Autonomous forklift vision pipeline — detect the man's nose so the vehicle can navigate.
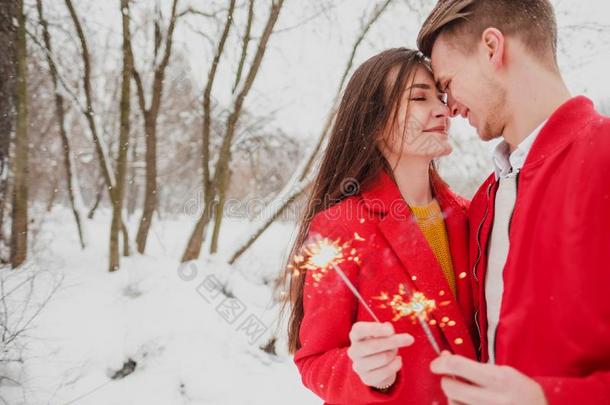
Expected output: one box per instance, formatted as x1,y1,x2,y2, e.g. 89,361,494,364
448,105,460,118
447,94,459,118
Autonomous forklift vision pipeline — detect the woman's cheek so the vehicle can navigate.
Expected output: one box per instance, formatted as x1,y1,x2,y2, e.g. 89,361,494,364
411,110,429,134
405,116,426,143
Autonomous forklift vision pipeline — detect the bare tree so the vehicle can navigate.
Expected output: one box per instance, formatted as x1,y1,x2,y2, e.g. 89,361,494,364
132,0,180,254
109,0,134,272
10,0,29,268
36,0,87,249
0,1,17,257
228,0,396,264
208,0,285,255
180,0,286,261
64,0,131,258
181,0,237,262
87,175,105,219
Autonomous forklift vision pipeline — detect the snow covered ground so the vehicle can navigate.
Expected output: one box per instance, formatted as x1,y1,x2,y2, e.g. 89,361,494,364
2,208,318,405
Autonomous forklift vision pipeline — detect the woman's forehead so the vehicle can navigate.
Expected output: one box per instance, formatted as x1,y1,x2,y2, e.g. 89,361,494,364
412,67,437,86
402,66,440,92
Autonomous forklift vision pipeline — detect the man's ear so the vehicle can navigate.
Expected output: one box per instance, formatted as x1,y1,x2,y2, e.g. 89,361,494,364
480,27,505,69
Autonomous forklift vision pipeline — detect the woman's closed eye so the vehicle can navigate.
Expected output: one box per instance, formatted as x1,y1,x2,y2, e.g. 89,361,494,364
410,91,429,101
410,94,447,104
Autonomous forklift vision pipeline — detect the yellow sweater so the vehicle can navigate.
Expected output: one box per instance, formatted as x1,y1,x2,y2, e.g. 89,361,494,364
410,199,456,295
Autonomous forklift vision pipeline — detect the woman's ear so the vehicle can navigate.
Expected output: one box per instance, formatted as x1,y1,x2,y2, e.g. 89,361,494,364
480,27,505,70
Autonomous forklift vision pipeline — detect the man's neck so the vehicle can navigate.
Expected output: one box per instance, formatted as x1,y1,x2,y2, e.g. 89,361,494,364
391,157,433,207
503,70,571,152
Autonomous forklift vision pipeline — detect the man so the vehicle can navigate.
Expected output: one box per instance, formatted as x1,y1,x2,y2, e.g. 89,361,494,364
416,1,610,404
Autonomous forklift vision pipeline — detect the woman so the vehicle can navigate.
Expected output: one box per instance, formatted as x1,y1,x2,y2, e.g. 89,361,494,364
281,48,477,404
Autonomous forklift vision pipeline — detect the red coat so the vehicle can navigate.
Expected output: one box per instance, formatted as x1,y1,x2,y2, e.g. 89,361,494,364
294,170,477,404
468,96,610,404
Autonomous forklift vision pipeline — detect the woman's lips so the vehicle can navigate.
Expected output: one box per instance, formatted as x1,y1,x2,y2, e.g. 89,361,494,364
423,126,447,133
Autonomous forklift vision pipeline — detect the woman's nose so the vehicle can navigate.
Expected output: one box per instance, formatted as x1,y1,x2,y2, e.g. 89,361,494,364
435,102,450,118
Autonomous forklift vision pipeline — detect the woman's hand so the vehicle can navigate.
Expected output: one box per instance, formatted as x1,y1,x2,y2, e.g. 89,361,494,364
347,321,415,389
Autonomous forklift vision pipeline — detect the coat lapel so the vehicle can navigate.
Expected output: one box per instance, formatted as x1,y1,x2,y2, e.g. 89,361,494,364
363,170,476,358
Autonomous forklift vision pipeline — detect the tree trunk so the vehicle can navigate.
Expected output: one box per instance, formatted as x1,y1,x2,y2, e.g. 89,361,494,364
133,0,180,254
181,192,215,262
121,220,130,257
0,0,17,249
10,0,28,268
209,165,230,254
134,115,156,253
87,175,105,219
110,0,133,272
181,0,236,262
65,0,131,256
37,0,87,249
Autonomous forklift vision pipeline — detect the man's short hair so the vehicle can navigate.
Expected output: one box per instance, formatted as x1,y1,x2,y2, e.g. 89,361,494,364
417,0,558,69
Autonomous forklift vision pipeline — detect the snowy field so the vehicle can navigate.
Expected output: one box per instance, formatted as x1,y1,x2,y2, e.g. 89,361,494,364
2,208,318,405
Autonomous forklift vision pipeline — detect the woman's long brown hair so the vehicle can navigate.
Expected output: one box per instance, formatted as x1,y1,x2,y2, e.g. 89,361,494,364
280,48,444,353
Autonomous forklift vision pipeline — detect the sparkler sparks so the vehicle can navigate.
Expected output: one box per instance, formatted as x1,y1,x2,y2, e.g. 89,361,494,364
375,284,437,323
292,236,361,282
294,236,379,322
374,284,442,354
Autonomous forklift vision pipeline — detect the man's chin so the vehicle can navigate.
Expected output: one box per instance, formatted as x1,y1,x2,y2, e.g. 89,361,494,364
476,126,501,142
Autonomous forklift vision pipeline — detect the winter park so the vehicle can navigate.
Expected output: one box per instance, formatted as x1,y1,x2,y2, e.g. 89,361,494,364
1,0,610,404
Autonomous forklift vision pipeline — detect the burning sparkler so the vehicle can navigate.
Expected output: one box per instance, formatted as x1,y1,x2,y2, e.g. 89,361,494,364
374,284,442,354
294,236,380,323
294,234,445,355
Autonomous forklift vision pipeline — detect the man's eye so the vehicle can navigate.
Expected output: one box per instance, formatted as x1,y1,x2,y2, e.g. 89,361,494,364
411,97,426,101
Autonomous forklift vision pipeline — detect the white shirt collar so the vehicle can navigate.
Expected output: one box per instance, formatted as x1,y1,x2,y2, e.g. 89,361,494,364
493,120,548,180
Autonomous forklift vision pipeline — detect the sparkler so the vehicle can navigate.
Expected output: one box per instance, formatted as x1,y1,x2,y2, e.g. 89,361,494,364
294,236,381,323
294,235,446,355
374,284,442,355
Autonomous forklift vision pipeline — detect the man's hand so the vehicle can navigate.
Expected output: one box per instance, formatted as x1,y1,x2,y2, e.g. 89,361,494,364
347,322,414,389
430,352,548,405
